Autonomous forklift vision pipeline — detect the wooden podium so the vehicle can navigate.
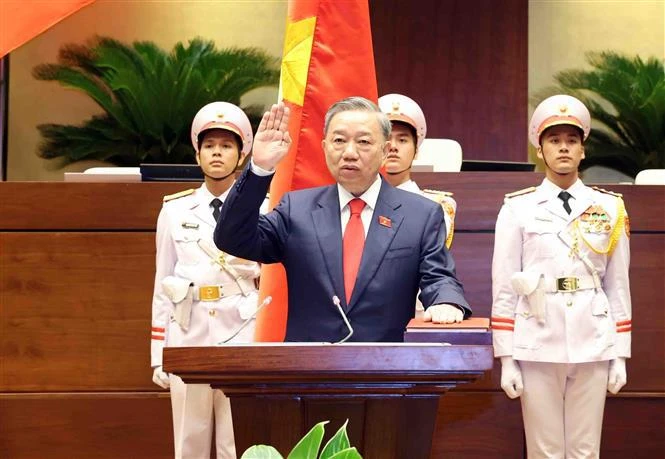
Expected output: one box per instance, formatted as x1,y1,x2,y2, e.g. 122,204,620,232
164,343,493,458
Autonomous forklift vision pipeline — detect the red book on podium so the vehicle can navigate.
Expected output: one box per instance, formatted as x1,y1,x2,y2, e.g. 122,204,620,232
403,316,491,344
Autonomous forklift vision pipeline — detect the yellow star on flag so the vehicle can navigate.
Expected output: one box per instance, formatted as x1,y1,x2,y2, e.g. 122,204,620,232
280,16,317,106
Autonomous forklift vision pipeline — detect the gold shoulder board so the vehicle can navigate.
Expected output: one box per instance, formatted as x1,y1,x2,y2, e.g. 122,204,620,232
422,189,454,203
591,186,623,198
505,186,536,198
163,188,195,202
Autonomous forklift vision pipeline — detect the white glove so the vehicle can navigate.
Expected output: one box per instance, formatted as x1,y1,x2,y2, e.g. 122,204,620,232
607,357,627,394
423,303,463,324
152,366,170,389
500,356,523,399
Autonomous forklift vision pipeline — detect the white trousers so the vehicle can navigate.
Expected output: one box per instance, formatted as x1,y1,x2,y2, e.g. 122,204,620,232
520,360,609,459
169,375,236,459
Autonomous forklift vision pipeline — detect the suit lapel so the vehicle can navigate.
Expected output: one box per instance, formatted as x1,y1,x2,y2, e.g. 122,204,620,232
312,187,346,302
348,181,403,311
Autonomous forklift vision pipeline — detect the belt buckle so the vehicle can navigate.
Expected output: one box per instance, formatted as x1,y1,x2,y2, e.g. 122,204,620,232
199,285,221,301
556,277,579,292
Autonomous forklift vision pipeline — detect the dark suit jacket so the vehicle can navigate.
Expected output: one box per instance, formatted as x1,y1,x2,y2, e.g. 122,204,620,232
215,166,470,342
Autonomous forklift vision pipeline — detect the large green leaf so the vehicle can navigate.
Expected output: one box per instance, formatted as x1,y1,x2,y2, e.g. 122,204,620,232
287,421,328,459
320,420,351,459
327,448,362,459
241,445,284,459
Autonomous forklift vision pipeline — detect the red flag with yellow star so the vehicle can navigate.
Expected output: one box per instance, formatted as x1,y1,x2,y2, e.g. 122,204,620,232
255,0,378,341
0,0,96,57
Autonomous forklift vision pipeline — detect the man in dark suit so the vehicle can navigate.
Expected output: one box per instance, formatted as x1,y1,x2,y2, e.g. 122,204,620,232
214,97,470,342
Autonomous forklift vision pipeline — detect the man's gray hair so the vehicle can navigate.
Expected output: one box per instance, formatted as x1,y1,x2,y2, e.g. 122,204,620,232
323,96,391,140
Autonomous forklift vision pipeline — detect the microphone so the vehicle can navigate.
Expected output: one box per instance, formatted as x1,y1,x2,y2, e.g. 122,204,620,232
217,296,272,344
332,295,354,344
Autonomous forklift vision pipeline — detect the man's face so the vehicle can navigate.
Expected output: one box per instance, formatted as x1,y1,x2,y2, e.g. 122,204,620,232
322,110,389,196
383,122,416,174
196,130,244,180
537,124,585,177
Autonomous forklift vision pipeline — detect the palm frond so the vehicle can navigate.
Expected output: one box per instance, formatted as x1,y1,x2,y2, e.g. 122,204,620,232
33,36,280,166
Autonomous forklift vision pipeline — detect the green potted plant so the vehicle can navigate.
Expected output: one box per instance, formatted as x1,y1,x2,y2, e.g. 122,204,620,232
241,420,362,459
531,51,664,178
32,36,279,166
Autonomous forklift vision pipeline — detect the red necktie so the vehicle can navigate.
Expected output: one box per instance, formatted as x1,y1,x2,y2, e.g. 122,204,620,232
343,198,366,304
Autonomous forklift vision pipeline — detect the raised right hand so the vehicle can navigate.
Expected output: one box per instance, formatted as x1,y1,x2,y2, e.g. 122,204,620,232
251,102,291,171
500,356,523,399
152,366,170,389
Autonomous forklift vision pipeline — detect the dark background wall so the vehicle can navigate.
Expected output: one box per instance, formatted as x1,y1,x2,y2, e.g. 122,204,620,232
371,0,528,162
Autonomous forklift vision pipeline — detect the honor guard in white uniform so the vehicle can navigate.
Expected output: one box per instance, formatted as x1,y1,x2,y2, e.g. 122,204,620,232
151,102,265,459
492,95,631,458
378,93,456,249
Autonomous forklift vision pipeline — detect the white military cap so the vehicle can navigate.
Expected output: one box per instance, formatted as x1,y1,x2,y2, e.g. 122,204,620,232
191,102,253,154
378,93,427,147
529,94,591,147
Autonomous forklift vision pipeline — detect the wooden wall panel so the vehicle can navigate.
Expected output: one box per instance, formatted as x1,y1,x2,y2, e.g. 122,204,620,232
434,392,525,458
0,182,187,230
371,0,528,162
0,394,173,459
601,396,665,458
0,232,156,391
626,235,665,391
452,233,493,317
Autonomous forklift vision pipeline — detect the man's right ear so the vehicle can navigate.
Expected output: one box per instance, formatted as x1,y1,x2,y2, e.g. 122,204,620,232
535,146,543,160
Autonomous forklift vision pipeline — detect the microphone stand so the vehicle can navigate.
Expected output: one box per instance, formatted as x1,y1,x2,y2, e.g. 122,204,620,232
332,295,354,344
217,296,272,344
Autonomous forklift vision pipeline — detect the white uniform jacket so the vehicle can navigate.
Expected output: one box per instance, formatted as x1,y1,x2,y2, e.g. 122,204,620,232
398,179,456,248
492,178,631,363
151,184,265,367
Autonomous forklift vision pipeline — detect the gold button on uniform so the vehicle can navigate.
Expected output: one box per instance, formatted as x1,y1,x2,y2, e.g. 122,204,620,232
208,309,216,317
566,300,573,307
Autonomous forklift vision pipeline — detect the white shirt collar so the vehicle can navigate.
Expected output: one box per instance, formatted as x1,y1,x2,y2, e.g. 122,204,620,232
198,183,233,208
396,179,420,194
541,177,585,201
337,175,382,212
